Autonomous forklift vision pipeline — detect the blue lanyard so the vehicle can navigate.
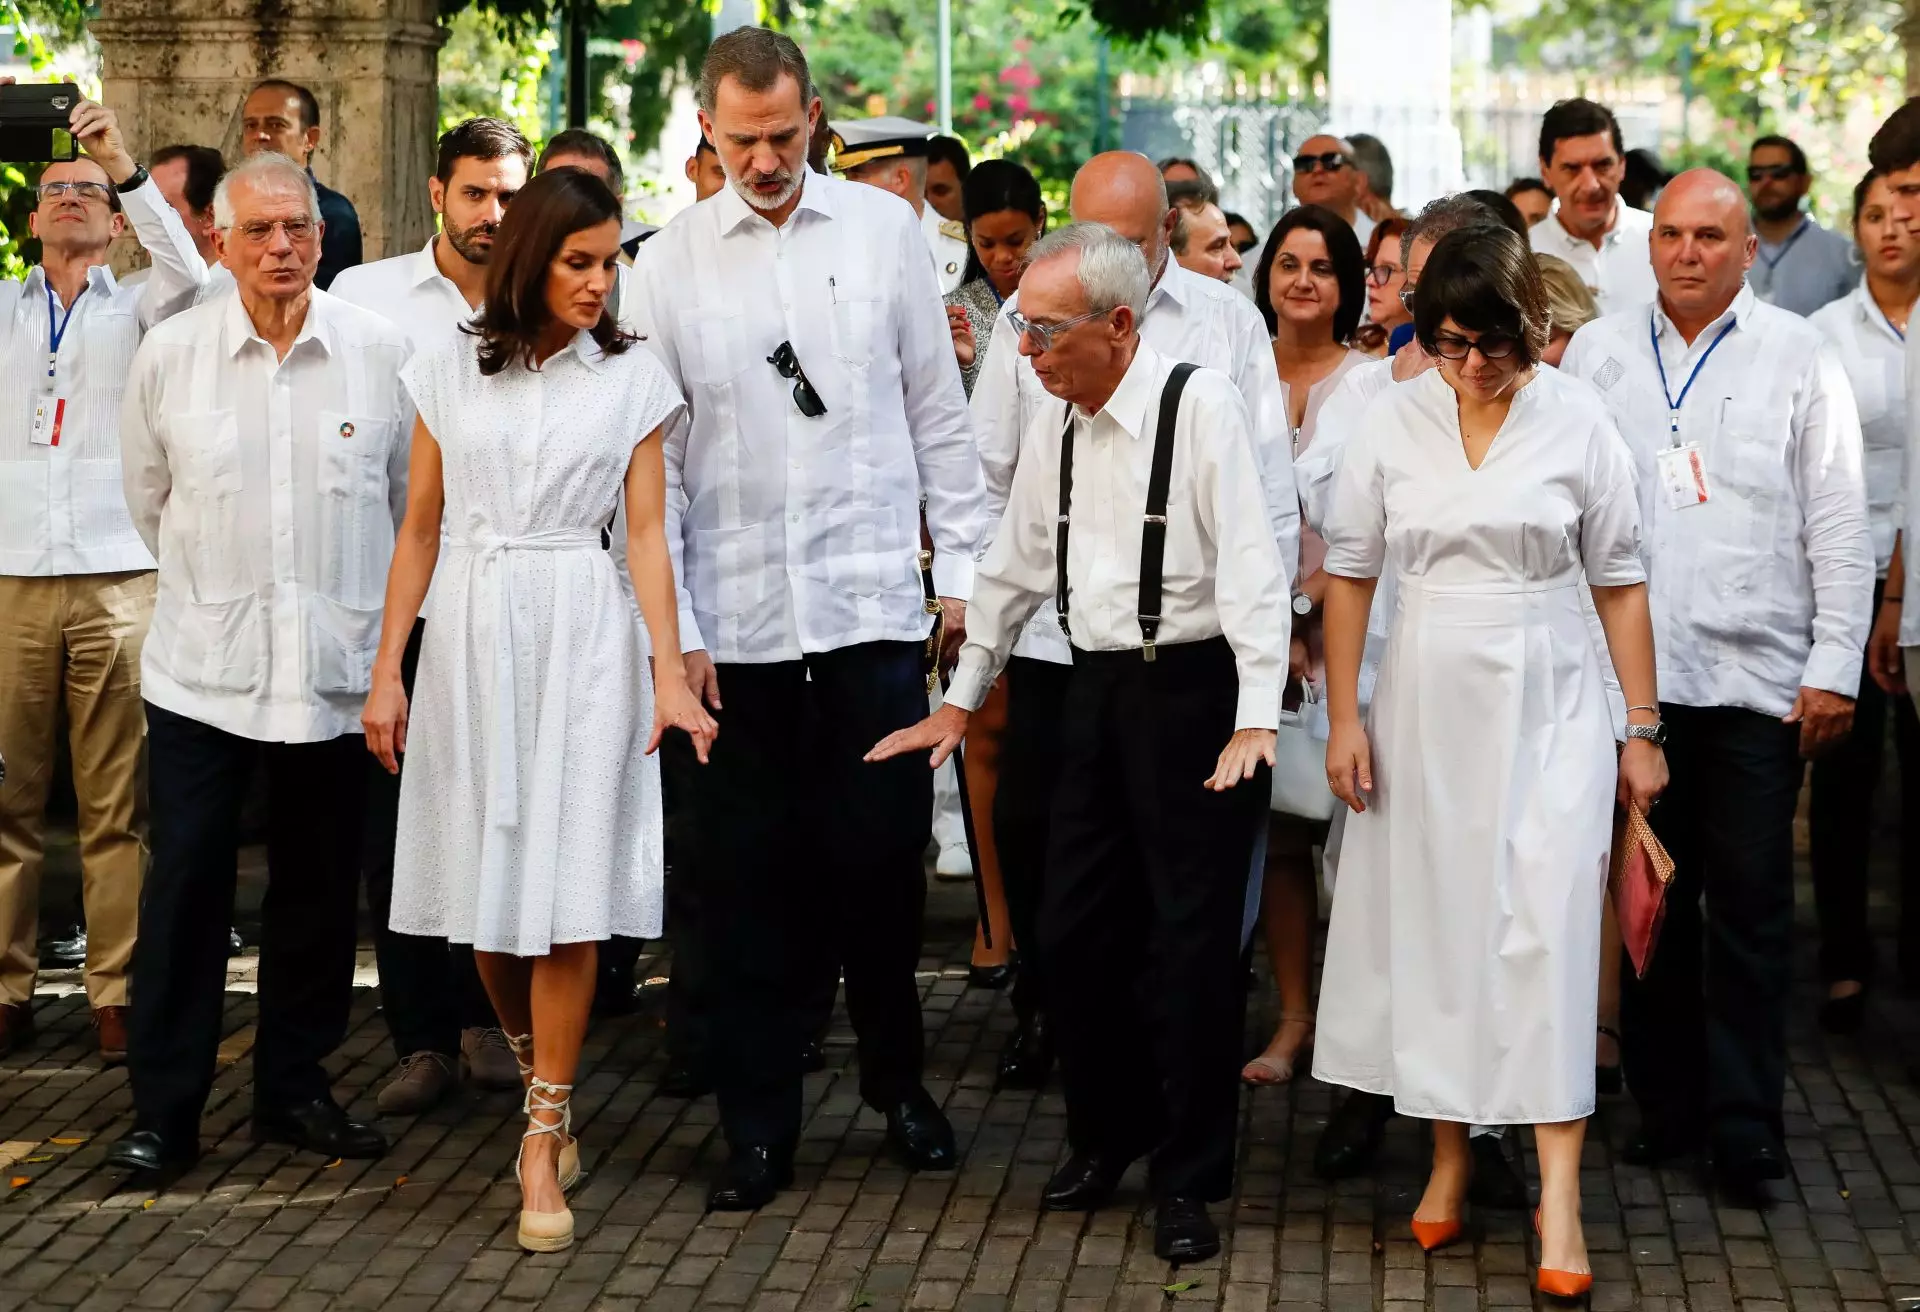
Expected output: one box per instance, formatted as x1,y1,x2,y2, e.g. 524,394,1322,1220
1757,217,1810,272
1878,302,1907,343
45,281,83,387
1650,312,1736,444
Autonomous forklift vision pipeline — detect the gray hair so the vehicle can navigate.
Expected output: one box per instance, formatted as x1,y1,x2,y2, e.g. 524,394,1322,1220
1401,192,1501,266
697,26,812,115
1348,133,1393,201
212,151,320,229
1026,222,1150,320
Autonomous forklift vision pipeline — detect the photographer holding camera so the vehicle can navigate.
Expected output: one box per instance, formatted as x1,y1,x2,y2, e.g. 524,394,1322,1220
0,81,210,1065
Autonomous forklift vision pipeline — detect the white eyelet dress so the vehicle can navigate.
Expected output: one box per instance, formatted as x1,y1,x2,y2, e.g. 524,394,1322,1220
387,329,684,955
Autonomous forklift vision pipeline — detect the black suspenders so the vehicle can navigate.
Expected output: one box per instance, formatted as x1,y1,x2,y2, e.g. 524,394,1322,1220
1053,361,1199,662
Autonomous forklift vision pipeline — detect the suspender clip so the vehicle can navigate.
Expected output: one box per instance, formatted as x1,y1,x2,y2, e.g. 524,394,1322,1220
1143,514,1167,525
1142,638,1156,663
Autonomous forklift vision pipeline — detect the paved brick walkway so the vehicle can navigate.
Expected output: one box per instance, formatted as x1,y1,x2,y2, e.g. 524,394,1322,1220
5,866,1920,1311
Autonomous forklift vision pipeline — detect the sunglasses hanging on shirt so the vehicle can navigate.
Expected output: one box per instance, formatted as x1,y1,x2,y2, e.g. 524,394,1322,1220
768,340,827,418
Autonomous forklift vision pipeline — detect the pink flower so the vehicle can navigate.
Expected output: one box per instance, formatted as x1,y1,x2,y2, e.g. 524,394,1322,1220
972,92,992,111
1008,94,1030,117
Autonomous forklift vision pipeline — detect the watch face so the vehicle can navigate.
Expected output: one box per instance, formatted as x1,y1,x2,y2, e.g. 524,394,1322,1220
1292,594,1312,615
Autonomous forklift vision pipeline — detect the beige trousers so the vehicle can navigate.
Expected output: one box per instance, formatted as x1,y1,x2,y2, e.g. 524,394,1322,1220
0,571,155,1007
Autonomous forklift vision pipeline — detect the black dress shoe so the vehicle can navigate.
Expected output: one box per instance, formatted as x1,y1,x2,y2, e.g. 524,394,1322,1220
1041,1151,1132,1210
1818,988,1867,1035
1312,1090,1393,1179
42,924,87,968
251,1098,387,1159
659,1059,712,1099
105,1129,196,1173
994,1016,1053,1091
1466,1134,1529,1209
798,1039,826,1073
967,962,1014,990
706,1145,793,1212
883,1089,956,1171
1153,1196,1220,1263
1621,1116,1701,1167
1712,1124,1786,1192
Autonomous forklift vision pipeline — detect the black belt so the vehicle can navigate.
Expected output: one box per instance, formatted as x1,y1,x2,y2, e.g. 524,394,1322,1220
1055,361,1198,662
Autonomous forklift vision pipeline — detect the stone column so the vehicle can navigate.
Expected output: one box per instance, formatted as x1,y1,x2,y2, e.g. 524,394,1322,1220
92,0,444,262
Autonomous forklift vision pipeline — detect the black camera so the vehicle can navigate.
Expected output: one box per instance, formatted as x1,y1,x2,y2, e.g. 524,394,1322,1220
0,82,81,163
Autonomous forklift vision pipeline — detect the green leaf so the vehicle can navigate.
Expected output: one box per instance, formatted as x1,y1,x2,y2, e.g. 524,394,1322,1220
1162,1279,1200,1293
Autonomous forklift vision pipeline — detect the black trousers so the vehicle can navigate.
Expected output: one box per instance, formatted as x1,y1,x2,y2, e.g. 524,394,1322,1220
1040,638,1267,1201
659,729,711,1072
995,655,1073,1023
360,619,493,1059
1808,600,1920,985
1620,702,1802,1142
687,641,933,1150
130,703,367,1140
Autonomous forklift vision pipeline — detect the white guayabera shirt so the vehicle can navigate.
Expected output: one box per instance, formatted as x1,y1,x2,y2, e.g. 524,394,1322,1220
121,288,415,742
628,169,988,663
1808,280,1908,578
1562,282,1873,716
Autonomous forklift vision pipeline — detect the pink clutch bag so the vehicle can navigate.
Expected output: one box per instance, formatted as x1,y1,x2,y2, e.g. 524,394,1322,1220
1610,802,1676,979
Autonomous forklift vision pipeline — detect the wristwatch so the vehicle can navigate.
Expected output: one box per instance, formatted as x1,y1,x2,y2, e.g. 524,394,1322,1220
1291,594,1314,616
114,164,149,194
1624,721,1668,747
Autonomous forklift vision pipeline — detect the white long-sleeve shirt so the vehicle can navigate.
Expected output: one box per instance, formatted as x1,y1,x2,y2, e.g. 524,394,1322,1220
0,178,208,575
1529,197,1656,318
626,170,987,663
121,289,414,742
947,342,1291,731
1808,281,1908,576
970,257,1300,664
1561,283,1874,715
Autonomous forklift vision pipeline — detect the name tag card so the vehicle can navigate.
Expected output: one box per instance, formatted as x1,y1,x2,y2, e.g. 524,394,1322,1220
1656,442,1709,510
29,396,65,447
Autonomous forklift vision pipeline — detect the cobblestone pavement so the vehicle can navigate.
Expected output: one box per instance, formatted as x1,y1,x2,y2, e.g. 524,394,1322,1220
5,871,1920,1312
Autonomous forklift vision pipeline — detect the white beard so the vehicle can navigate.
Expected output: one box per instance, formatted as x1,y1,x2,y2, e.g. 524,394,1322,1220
728,168,801,213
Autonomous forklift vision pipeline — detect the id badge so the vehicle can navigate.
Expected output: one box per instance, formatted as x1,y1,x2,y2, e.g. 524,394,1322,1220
29,396,65,448
1656,442,1709,510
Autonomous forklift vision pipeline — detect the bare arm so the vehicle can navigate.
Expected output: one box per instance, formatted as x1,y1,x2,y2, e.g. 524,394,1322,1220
362,416,443,773
624,429,717,762
1322,573,1379,813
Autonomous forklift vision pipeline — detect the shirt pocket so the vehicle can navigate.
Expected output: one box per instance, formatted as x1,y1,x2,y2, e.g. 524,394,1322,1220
828,281,882,369
682,309,748,387
317,411,393,499
164,409,242,501
155,592,265,694
1714,401,1794,591
307,593,383,696
688,522,777,618
797,505,911,599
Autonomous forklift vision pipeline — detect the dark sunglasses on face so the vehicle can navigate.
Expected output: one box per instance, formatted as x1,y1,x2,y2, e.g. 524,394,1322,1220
1430,331,1519,361
1293,152,1350,175
1746,163,1802,183
768,340,827,418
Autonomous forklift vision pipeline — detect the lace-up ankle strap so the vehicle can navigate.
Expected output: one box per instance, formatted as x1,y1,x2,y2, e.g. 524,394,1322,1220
504,1032,534,1078
522,1078,574,1139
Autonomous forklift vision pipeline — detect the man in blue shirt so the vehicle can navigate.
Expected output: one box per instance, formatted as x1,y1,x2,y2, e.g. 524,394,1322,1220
239,79,361,289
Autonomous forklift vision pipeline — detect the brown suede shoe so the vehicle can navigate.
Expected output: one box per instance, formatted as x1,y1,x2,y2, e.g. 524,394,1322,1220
0,1003,35,1058
93,1006,130,1066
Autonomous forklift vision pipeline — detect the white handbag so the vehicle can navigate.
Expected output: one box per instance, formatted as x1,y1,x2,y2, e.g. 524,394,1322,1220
1270,680,1337,821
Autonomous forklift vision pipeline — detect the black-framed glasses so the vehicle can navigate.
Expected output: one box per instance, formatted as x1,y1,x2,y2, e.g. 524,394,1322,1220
1745,163,1802,183
36,180,111,204
768,340,827,418
1007,307,1108,352
1293,152,1350,175
1429,331,1519,361
1366,261,1404,287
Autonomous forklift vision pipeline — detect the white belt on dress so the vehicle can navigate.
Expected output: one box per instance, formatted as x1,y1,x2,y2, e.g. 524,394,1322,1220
448,528,602,830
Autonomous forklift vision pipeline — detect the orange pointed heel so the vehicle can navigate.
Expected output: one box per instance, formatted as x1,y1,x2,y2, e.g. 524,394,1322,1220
1410,1218,1464,1252
1533,1210,1593,1301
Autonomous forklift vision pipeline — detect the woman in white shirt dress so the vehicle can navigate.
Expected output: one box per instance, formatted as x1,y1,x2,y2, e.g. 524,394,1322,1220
361,168,717,1255
1316,225,1666,1300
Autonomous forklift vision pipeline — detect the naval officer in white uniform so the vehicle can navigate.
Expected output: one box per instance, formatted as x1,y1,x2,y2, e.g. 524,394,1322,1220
832,116,971,294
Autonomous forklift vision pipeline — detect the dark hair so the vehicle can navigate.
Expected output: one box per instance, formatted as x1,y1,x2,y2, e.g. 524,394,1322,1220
150,144,224,216
1253,204,1367,345
1166,178,1218,256
698,26,812,115
469,168,632,376
1412,224,1548,365
957,158,1043,286
1461,188,1530,238
1852,167,1881,229
1505,176,1550,200
1750,134,1808,175
1348,132,1393,201
1538,98,1623,167
692,135,716,159
927,134,971,179
436,117,533,185
1622,148,1670,209
1224,209,1253,231
248,79,319,130
1869,97,1920,174
538,128,623,196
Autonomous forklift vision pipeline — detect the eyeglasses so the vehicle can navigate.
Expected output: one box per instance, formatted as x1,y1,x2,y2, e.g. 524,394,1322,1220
1745,163,1802,183
36,180,111,204
1293,152,1350,175
1366,262,1403,287
1429,331,1519,361
1007,307,1108,352
768,340,827,418
226,219,318,245
1398,284,1418,315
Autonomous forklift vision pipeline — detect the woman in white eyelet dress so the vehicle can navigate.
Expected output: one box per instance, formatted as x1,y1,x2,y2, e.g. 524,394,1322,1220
362,168,716,1256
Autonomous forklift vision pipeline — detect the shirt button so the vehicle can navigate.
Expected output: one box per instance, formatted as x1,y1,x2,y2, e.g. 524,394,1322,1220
789,514,800,523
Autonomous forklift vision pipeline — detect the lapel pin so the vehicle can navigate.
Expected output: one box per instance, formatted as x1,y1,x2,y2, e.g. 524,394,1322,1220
338,421,355,439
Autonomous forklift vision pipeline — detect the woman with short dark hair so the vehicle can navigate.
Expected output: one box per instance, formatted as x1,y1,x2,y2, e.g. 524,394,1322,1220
1240,204,1367,1089
1315,224,1666,1301
362,167,717,1254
